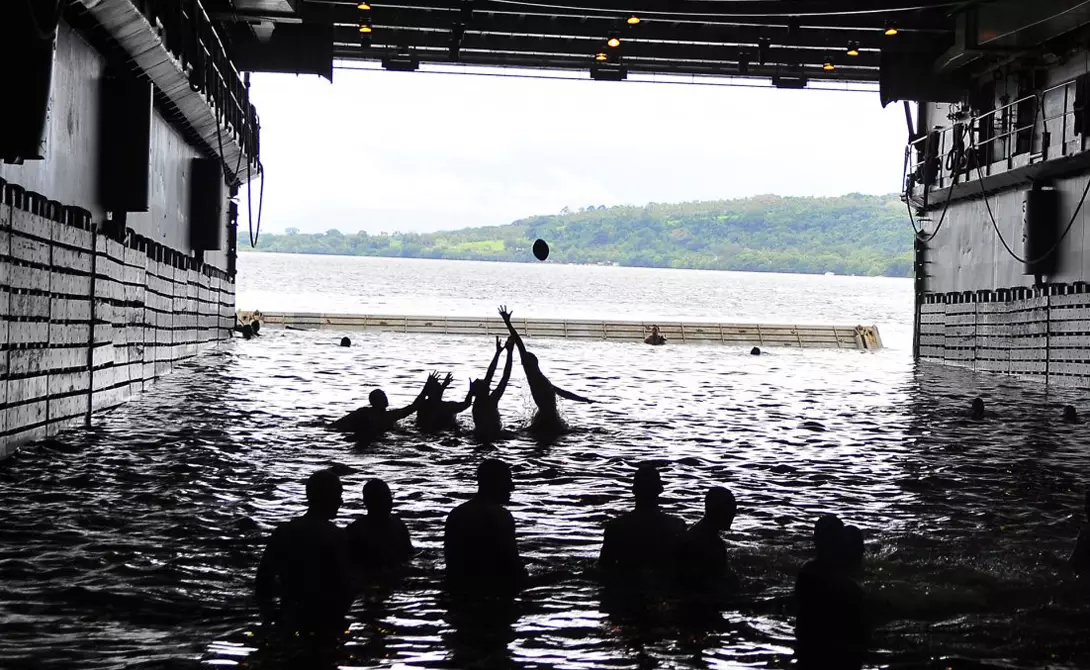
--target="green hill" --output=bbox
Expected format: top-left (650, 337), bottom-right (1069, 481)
top-left (248, 193), bottom-right (913, 277)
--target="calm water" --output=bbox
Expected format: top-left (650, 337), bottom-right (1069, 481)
top-left (1, 255), bottom-right (1088, 670)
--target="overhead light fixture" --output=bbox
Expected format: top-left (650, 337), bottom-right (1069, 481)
top-left (607, 33), bottom-right (621, 48)
top-left (884, 21), bottom-right (898, 36)
top-left (357, 1), bottom-right (371, 9)
top-left (626, 15), bottom-right (640, 25)
top-left (846, 41), bottom-right (860, 57)
top-left (823, 56), bottom-right (835, 72)
top-left (359, 22), bottom-right (372, 33)
top-left (595, 52), bottom-right (608, 62)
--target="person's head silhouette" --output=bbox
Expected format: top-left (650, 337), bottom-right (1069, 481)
top-left (522, 351), bottom-right (540, 371)
top-left (369, 389), bottom-right (389, 410)
top-left (470, 379), bottom-right (488, 397)
top-left (970, 397), bottom-right (985, 419)
top-left (813, 514), bottom-right (844, 563)
top-left (340, 337), bottom-right (352, 347)
top-left (704, 486), bottom-right (736, 531)
top-left (306, 469), bottom-right (343, 520)
top-left (1064, 405), bottom-right (1078, 423)
top-left (478, 459), bottom-right (513, 504)
top-left (633, 464), bottom-right (664, 506)
top-left (363, 478), bottom-right (393, 517)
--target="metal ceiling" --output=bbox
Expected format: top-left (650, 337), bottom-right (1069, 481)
top-left (204, 0), bottom-right (962, 83)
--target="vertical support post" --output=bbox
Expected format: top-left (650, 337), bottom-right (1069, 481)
top-left (86, 230), bottom-right (97, 426)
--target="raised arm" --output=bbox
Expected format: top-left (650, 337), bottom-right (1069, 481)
top-left (555, 386), bottom-right (594, 403)
top-left (492, 340), bottom-right (515, 401)
top-left (444, 380), bottom-right (474, 414)
top-left (483, 336), bottom-right (503, 387)
top-left (498, 305), bottom-right (528, 357)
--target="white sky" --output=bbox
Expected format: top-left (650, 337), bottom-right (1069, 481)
top-left (240, 67), bottom-right (908, 235)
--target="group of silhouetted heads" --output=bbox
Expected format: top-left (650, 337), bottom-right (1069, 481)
top-left (968, 397), bottom-right (1079, 423)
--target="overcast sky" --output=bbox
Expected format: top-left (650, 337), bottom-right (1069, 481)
top-left (240, 67), bottom-right (908, 235)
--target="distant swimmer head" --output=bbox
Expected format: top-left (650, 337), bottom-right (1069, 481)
top-left (633, 464), bottom-right (664, 504)
top-left (841, 524), bottom-right (864, 572)
top-left (340, 337), bottom-right (352, 347)
top-left (705, 486), bottom-right (737, 531)
top-left (478, 458), bottom-right (514, 503)
top-left (814, 513), bottom-right (844, 562)
top-left (970, 397), bottom-right (985, 419)
top-left (306, 469), bottom-right (343, 519)
top-left (363, 478), bottom-right (393, 517)
top-left (368, 389), bottom-right (389, 410)
top-left (750, 347), bottom-right (761, 356)
top-left (1064, 405), bottom-right (1078, 423)
top-left (651, 325), bottom-right (660, 335)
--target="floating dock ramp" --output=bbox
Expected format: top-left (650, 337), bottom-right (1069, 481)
top-left (245, 312), bottom-right (882, 350)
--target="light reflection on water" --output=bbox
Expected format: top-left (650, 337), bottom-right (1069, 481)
top-left (0, 257), bottom-right (1088, 668)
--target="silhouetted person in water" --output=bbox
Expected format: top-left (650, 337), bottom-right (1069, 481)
top-left (1064, 405), bottom-right (1079, 423)
top-left (444, 459), bottom-right (526, 596)
top-left (255, 469), bottom-right (354, 635)
top-left (676, 486), bottom-right (737, 594)
top-left (794, 514), bottom-right (867, 670)
top-left (347, 479), bottom-right (413, 574)
top-left (498, 305), bottom-right (594, 435)
top-left (1070, 490), bottom-right (1090, 575)
top-left (970, 397), bottom-right (985, 420)
top-left (340, 337), bottom-right (351, 347)
top-left (645, 325), bottom-right (667, 346)
top-left (417, 371), bottom-right (473, 433)
top-left (599, 464), bottom-right (686, 583)
top-left (751, 346), bottom-right (761, 356)
top-left (331, 375), bottom-right (431, 440)
top-left (471, 337), bottom-right (515, 441)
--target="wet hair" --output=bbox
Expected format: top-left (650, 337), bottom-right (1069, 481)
top-left (1064, 405), bottom-right (1078, 423)
top-left (306, 469), bottom-right (342, 516)
top-left (651, 325), bottom-right (660, 332)
top-left (705, 486), bottom-right (736, 527)
top-left (970, 397), bottom-right (985, 419)
top-left (340, 337), bottom-right (351, 347)
top-left (369, 389), bottom-right (389, 409)
top-left (750, 347), bottom-right (761, 356)
top-left (633, 464), bottom-right (664, 502)
top-left (477, 459), bottom-right (513, 499)
top-left (363, 478), bottom-right (393, 516)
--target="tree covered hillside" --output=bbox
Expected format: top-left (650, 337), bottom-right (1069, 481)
top-left (249, 194), bottom-right (913, 277)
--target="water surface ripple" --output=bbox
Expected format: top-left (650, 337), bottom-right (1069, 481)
top-left (1, 329), bottom-right (1088, 669)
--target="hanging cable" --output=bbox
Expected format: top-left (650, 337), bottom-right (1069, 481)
top-left (969, 91), bottom-right (1090, 266)
top-left (246, 157), bottom-right (264, 248)
top-left (902, 123), bottom-right (966, 242)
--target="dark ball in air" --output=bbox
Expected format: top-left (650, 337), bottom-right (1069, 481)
top-left (532, 239), bottom-right (550, 261)
top-left (750, 347), bottom-right (761, 356)
top-left (340, 337), bottom-right (352, 347)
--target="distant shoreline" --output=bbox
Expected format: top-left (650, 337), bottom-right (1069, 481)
top-left (238, 249), bottom-right (911, 279)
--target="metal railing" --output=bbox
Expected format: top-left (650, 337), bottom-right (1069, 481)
top-left (130, 0), bottom-right (260, 177)
top-left (907, 78), bottom-right (1080, 195)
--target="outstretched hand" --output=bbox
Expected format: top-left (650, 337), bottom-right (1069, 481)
top-left (495, 336), bottom-right (503, 352)
top-left (498, 305), bottom-right (513, 323)
top-left (442, 372), bottom-right (453, 388)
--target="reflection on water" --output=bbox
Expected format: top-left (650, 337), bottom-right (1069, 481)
top-left (1, 324), bottom-right (1089, 669)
